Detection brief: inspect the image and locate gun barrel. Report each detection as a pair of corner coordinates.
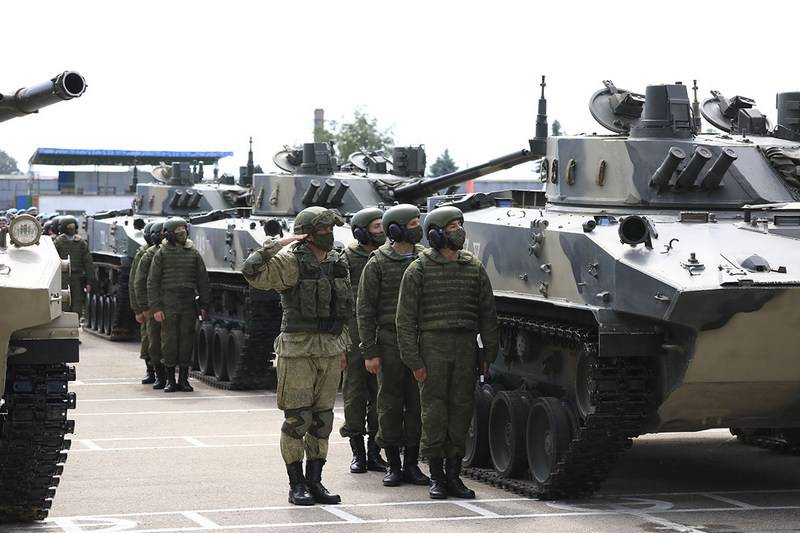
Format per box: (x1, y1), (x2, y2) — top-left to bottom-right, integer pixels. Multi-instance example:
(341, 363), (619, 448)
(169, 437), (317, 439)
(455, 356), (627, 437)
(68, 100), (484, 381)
(0, 71), (87, 123)
(393, 149), (533, 202)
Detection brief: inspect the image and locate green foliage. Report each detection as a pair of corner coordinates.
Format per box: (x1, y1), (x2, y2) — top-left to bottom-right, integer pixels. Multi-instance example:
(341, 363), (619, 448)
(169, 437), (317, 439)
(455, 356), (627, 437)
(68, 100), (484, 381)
(429, 149), (458, 177)
(314, 110), (393, 161)
(313, 125), (335, 144)
(551, 120), (564, 137)
(0, 150), (19, 174)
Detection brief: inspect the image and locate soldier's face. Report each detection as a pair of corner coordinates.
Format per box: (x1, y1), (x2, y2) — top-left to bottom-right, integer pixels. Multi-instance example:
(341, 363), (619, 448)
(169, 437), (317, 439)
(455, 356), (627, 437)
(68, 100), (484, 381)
(367, 219), (383, 234)
(175, 226), (187, 235)
(445, 220), (462, 232)
(406, 218), (420, 230)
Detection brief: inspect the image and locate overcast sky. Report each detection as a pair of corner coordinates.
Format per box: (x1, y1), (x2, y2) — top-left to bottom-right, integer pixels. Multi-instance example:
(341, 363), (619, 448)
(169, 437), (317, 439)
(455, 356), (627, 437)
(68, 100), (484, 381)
(2, 1), (797, 177)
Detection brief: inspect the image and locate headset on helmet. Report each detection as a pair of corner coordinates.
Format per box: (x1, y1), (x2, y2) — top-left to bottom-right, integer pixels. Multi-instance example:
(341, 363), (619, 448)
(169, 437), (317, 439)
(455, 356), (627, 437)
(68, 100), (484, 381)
(382, 204), (420, 243)
(423, 206), (464, 249)
(350, 207), (384, 245)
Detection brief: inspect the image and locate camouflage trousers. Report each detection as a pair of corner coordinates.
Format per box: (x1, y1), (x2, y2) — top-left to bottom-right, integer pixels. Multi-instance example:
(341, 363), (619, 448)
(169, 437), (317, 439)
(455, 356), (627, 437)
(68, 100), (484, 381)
(147, 317), (162, 366)
(160, 311), (196, 368)
(139, 319), (150, 362)
(339, 348), (378, 438)
(62, 274), (86, 316)
(376, 334), (422, 449)
(277, 354), (341, 464)
(418, 331), (477, 458)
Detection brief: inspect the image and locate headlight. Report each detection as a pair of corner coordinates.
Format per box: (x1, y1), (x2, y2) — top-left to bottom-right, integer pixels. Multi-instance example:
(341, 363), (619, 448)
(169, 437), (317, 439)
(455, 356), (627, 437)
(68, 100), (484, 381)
(9, 214), (42, 247)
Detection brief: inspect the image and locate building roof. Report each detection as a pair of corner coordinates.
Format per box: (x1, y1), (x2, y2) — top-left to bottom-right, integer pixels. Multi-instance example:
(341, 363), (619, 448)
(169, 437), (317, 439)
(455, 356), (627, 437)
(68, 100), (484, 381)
(29, 148), (233, 166)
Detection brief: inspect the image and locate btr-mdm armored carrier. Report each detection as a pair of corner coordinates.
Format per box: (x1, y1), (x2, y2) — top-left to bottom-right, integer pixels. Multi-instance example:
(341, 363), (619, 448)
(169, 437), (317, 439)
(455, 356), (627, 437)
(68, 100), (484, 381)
(424, 77), (800, 499)
(84, 149), (249, 340)
(0, 72), (84, 521)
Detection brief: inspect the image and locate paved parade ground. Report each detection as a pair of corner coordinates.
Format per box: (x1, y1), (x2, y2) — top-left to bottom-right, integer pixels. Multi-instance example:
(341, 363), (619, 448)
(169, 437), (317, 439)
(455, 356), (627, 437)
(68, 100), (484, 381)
(8, 333), (800, 533)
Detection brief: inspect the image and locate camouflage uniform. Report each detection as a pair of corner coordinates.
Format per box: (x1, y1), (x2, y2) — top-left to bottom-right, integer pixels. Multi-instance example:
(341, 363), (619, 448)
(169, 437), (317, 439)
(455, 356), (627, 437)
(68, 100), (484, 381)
(54, 233), (95, 316)
(147, 238), (210, 370)
(397, 243), (498, 498)
(129, 243), (150, 364)
(136, 243), (164, 385)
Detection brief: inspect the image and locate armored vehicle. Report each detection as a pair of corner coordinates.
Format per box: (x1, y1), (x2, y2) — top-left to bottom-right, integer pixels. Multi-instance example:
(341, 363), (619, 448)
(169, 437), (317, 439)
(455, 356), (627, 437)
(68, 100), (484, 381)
(412, 77), (800, 499)
(0, 72), (84, 521)
(84, 150), (248, 340)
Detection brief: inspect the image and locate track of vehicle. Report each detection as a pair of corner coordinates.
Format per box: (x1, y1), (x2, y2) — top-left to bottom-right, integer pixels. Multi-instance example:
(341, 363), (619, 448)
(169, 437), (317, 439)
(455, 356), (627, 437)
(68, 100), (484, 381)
(0, 364), (77, 521)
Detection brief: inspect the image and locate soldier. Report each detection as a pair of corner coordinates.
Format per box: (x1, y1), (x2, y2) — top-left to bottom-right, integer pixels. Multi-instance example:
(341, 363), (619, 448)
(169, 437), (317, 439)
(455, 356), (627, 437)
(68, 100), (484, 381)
(242, 206), (349, 506)
(340, 207), (390, 474)
(147, 218), (210, 393)
(130, 222), (155, 384)
(54, 215), (96, 317)
(0, 217), (8, 231)
(396, 206), (498, 500)
(135, 221), (166, 389)
(357, 204), (429, 487)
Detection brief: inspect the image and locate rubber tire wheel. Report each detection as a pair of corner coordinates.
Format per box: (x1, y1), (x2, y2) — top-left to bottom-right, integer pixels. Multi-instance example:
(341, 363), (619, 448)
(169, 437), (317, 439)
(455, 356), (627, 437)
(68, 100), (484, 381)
(88, 294), (97, 330)
(212, 327), (230, 381)
(489, 390), (530, 478)
(225, 329), (245, 382)
(463, 383), (495, 467)
(197, 323), (215, 376)
(108, 295), (118, 333)
(97, 295), (106, 334)
(192, 321), (202, 371)
(526, 397), (574, 485)
(103, 295), (112, 334)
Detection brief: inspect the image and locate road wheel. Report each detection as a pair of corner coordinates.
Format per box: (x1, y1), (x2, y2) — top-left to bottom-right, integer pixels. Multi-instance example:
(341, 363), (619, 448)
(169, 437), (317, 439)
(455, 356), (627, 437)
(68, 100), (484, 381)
(463, 383), (494, 467)
(197, 323), (215, 376)
(108, 295), (118, 332)
(225, 329), (245, 382)
(489, 390), (530, 477)
(212, 327), (230, 381)
(526, 397), (573, 485)
(88, 294), (97, 330)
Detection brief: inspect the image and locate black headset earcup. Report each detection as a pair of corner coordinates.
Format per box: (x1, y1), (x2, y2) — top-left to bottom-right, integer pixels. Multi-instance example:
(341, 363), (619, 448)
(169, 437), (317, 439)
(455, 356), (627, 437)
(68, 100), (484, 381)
(387, 223), (404, 241)
(428, 228), (442, 248)
(353, 227), (368, 244)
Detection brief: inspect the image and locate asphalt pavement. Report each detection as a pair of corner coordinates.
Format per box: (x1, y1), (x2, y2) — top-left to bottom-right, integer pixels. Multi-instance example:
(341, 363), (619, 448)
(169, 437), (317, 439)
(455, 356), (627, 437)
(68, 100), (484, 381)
(7, 331), (800, 533)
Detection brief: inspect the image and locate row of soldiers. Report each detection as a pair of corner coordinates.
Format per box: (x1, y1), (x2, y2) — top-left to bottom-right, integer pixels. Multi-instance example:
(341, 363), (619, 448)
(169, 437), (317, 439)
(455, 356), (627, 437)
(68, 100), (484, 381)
(129, 218), (210, 392)
(242, 204), (498, 505)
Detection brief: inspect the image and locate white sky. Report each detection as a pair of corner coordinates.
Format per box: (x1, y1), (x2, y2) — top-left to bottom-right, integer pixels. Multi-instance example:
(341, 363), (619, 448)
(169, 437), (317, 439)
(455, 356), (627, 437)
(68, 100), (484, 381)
(2, 0), (797, 177)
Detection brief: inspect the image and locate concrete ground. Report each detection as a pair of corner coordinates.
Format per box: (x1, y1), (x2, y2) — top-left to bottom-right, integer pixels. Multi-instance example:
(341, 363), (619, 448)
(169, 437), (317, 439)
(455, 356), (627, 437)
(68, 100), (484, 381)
(8, 332), (800, 533)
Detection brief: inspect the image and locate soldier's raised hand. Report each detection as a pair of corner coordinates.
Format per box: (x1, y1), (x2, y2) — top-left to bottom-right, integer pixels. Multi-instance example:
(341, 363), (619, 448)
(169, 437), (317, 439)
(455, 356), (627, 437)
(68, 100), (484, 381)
(278, 234), (306, 247)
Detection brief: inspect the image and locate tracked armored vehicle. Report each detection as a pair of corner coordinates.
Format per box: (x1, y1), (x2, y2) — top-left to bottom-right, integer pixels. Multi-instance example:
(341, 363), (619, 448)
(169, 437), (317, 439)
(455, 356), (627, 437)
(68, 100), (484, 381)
(420, 78), (800, 499)
(84, 151), (248, 340)
(0, 72), (83, 521)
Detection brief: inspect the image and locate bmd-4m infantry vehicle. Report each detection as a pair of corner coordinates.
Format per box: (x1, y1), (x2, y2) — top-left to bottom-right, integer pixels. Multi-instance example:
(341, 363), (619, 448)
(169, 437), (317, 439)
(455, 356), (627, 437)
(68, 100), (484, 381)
(429, 77), (800, 499)
(0, 72), (84, 521)
(84, 149), (247, 340)
(189, 142), (533, 389)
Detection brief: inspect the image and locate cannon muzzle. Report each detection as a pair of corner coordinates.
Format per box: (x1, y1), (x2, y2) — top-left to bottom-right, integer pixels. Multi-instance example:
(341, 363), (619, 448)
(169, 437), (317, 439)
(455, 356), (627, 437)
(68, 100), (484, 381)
(0, 71), (87, 123)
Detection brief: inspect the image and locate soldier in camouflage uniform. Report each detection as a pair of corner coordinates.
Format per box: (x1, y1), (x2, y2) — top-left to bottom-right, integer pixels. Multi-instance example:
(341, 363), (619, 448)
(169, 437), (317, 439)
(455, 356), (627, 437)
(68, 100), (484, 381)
(358, 204), (429, 487)
(130, 222), (155, 384)
(54, 215), (96, 317)
(242, 206), (350, 506)
(148, 217), (210, 393)
(340, 207), (390, 474)
(396, 206), (499, 500)
(135, 222), (167, 389)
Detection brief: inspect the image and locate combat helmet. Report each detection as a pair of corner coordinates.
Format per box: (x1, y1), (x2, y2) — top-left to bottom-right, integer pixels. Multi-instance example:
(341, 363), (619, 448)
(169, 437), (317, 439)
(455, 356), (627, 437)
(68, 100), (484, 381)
(60, 215), (79, 235)
(293, 206), (343, 235)
(164, 217), (188, 243)
(423, 206), (464, 249)
(351, 207), (384, 245)
(150, 221), (165, 244)
(383, 204), (421, 242)
(142, 222), (155, 246)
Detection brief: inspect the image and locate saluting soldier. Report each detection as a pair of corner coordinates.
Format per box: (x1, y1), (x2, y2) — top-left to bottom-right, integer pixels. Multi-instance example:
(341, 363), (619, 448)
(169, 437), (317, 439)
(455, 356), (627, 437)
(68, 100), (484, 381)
(130, 222), (155, 384)
(135, 221), (166, 389)
(396, 206), (498, 500)
(54, 215), (96, 317)
(147, 217), (210, 393)
(242, 206), (349, 506)
(340, 207), (390, 474)
(357, 204), (428, 487)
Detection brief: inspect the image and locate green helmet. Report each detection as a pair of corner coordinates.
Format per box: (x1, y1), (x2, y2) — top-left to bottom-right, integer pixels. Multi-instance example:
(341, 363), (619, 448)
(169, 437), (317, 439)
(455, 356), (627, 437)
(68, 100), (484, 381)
(383, 204), (420, 242)
(351, 207), (384, 244)
(60, 215), (79, 234)
(150, 221), (164, 242)
(293, 206), (343, 235)
(164, 217), (188, 232)
(142, 222), (155, 245)
(423, 206), (464, 248)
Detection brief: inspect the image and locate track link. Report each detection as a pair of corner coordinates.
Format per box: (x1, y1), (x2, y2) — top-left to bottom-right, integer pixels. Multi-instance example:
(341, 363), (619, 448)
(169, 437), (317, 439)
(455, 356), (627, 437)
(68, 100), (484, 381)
(0, 364), (77, 522)
(464, 315), (654, 499)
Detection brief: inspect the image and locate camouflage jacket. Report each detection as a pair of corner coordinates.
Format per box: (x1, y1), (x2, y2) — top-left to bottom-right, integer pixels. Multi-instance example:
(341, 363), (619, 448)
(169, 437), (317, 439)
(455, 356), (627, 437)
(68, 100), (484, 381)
(147, 239), (210, 313)
(396, 247), (499, 371)
(54, 234), (96, 282)
(135, 244), (157, 311)
(241, 238), (351, 357)
(357, 242), (423, 359)
(128, 244), (149, 314)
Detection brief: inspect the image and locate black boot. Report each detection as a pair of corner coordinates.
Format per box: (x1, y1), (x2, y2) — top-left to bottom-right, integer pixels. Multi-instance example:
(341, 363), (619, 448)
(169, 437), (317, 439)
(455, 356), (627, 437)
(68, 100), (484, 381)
(349, 437), (367, 474)
(178, 367), (194, 392)
(366, 436), (389, 472)
(163, 367), (179, 393)
(382, 446), (403, 487)
(428, 456), (447, 499)
(305, 459), (341, 504)
(141, 363), (155, 385)
(445, 456), (475, 499)
(402, 446), (430, 485)
(152, 365), (166, 390)
(286, 462), (314, 506)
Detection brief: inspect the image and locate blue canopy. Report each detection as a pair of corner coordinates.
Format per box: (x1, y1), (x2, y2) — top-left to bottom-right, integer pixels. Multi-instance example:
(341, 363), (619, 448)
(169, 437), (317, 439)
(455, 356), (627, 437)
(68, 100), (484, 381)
(29, 148), (233, 166)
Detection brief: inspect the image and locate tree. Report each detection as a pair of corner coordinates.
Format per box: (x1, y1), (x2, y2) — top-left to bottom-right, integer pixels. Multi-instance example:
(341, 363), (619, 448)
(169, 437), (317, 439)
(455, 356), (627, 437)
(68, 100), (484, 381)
(0, 150), (19, 174)
(429, 149), (458, 177)
(313, 110), (393, 161)
(313, 124), (335, 144)
(551, 120), (565, 137)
